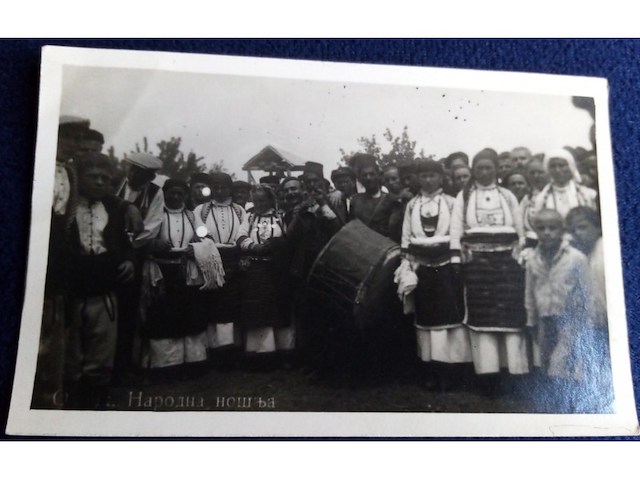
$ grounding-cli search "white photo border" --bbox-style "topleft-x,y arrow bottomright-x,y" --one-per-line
6,45 -> 638,437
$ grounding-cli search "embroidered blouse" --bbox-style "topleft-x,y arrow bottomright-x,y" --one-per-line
75,196 -> 109,255
237,209 -> 286,251
450,182 -> 524,254
194,198 -> 247,245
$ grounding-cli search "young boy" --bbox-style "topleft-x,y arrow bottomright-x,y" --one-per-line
566,206 -> 613,411
65,153 -> 135,408
525,208 -> 593,412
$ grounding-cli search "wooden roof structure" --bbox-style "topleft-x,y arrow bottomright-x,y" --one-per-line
242,145 -> 308,183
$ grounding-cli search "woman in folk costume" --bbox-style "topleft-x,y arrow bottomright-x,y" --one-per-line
145,179 -> 223,377
193,172 -> 247,367
533,148 -> 598,219
450,148 -> 529,393
236,185 -> 294,369
395,159 -> 472,391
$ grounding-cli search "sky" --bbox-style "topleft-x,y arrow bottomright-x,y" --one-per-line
60,65 -> 594,181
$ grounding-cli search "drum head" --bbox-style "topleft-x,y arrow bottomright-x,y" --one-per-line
308,219 -> 402,329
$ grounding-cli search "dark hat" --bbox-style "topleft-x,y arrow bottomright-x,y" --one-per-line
303,161 -> 324,178
59,115 -> 90,137
232,180 -> 251,190
415,158 -> 444,175
84,129 -> 104,143
125,153 -> 162,171
330,166 -> 356,182
209,171 -> 233,188
163,178 -> 190,194
190,172 -> 213,186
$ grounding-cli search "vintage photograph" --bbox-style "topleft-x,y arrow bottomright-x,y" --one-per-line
6,46 -> 638,437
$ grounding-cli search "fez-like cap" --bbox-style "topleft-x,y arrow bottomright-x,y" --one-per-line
330,166 -> 356,182
124,153 -> 163,171
163,178 -> 190,194
303,161 -> 324,178
233,180 -> 251,190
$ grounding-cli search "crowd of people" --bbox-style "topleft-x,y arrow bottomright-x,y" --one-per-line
32,115 -> 612,413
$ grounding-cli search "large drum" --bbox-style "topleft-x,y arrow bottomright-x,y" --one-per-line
307,219 -> 402,330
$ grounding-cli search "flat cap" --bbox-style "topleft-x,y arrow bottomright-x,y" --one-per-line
124,153 -> 162,171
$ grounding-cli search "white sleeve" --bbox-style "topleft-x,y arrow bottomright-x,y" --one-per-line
400,198 -> 413,250
449,191 -> 464,258
133,189 -> 165,247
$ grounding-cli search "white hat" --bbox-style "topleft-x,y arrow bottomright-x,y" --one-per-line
124,153 -> 162,171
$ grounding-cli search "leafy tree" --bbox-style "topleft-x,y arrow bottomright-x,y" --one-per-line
340,126 -> 431,170
208,159 -> 236,180
109,136 -> 209,183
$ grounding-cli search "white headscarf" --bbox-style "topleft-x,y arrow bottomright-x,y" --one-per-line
544,148 -> 582,184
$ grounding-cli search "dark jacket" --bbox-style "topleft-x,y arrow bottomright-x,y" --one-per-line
65,198 -> 134,297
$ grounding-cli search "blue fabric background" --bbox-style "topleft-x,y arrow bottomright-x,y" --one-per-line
0,39 -> 638,439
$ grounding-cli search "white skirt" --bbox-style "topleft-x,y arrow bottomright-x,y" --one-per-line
416,325 -> 473,363
207,322 -> 241,349
468,330 -> 529,375
149,331 -> 208,369
245,325 -> 296,354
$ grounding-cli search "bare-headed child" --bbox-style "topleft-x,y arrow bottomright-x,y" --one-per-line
525,208 -> 593,412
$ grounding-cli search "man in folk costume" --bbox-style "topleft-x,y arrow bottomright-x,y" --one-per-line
450,148 -> 529,396
33,116 -> 143,409
395,159 -> 473,391
64,153 -> 136,408
114,152 -> 164,373
116,153 -> 165,247
193,172 -> 247,368
146,179 -> 222,378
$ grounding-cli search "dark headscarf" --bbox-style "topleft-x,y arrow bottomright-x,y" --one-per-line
209,171 -> 233,189
163,178 -> 190,194
190,172 -> 213,187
